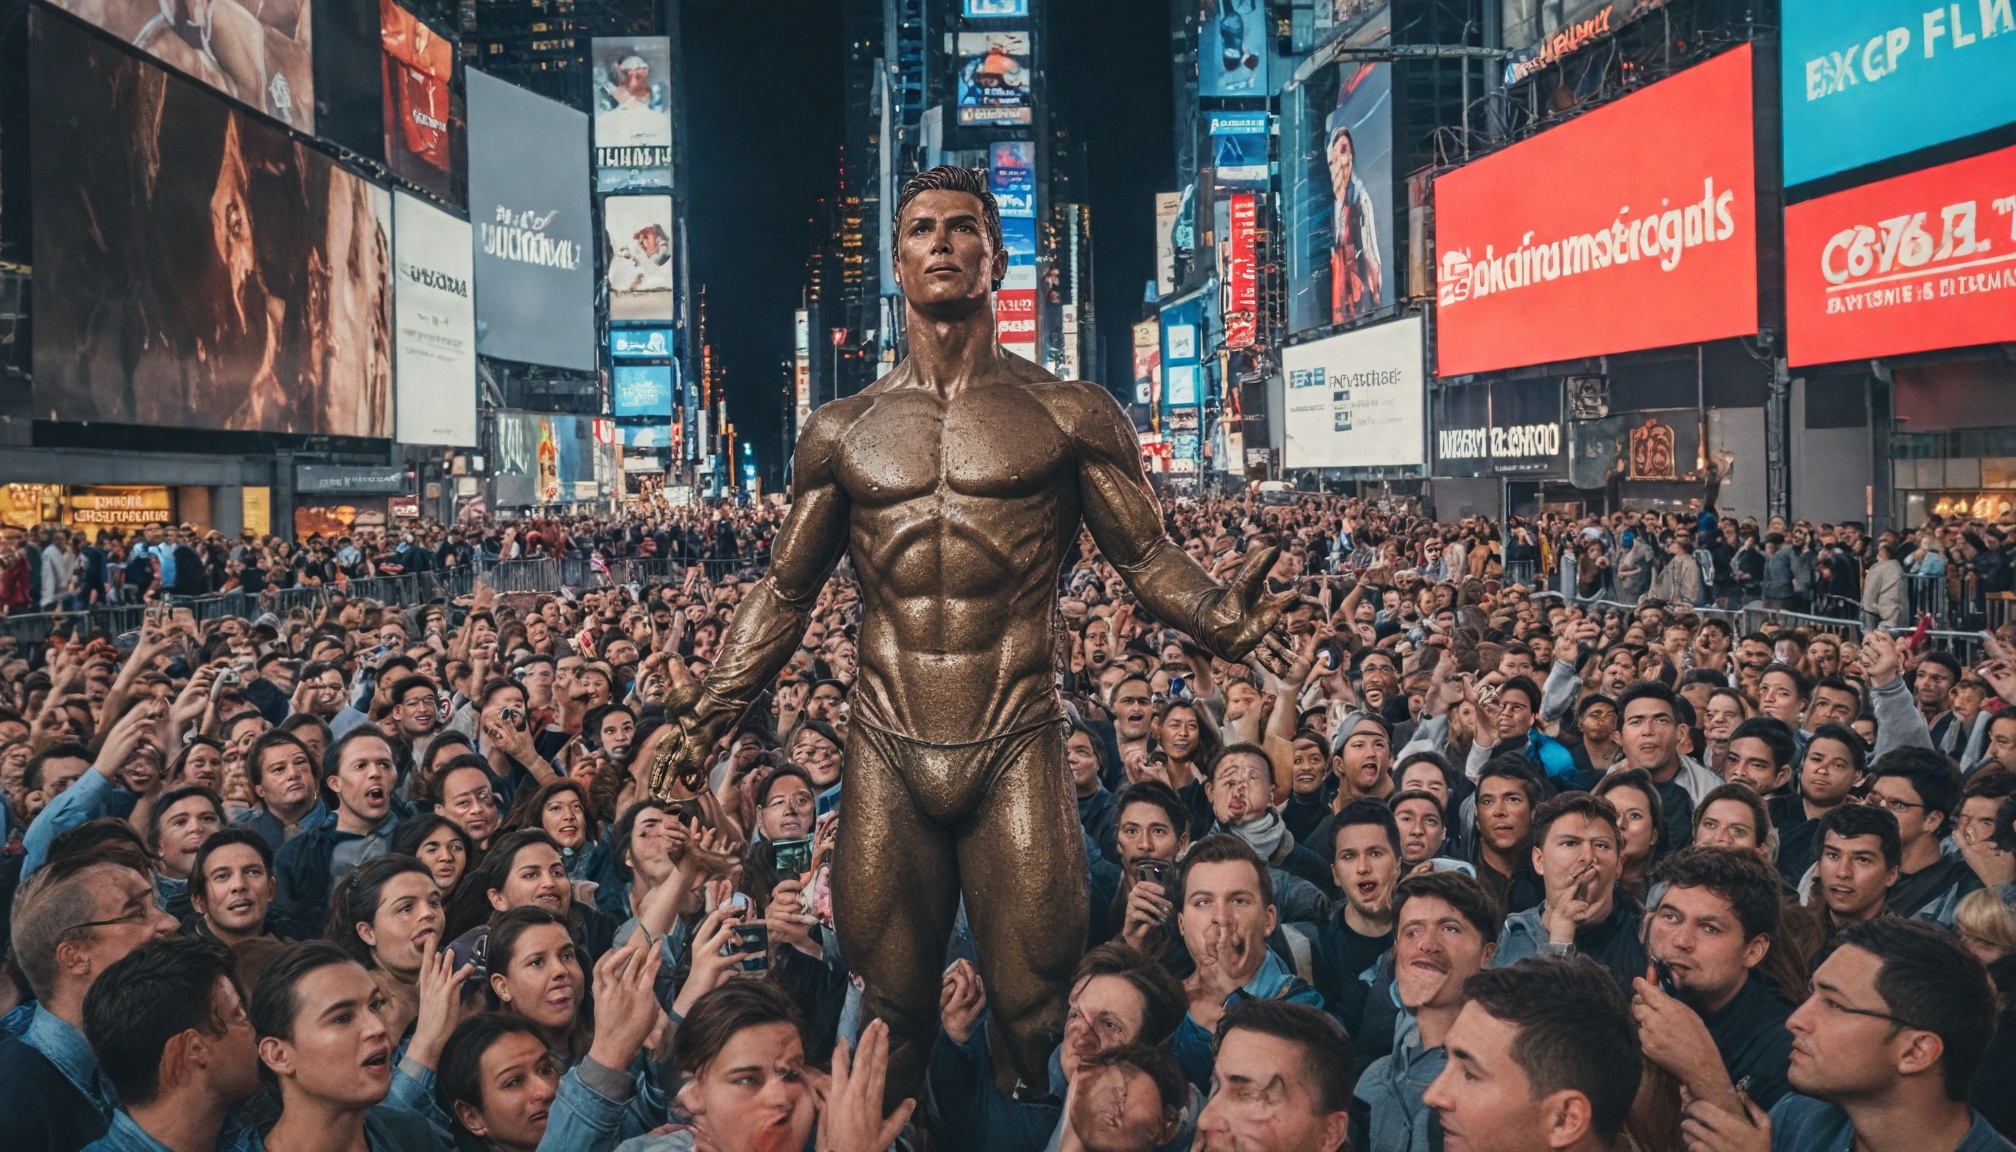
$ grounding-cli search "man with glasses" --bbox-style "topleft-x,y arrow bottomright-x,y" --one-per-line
0,844 -> 179,1152
1867,748 -> 1980,927
1682,919 -> 2009,1152
383,674 -> 444,776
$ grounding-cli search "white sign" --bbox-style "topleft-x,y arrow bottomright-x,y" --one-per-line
1281,315 -> 1426,470
393,192 -> 478,446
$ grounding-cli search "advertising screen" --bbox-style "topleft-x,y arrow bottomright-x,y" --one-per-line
1282,315 -> 1425,469
1209,112 -> 1271,189
1786,143 -> 2016,366
1155,192 -> 1180,296
1287,61 -> 1392,335
494,411 -> 610,505
1501,1 -> 1670,85
990,141 -> 1037,218
393,193 -> 477,446
605,195 -> 676,322
32,12 -> 391,437
593,37 -> 674,191
621,424 -> 670,449
614,364 -> 675,417
957,32 -> 1032,125
1224,193 -> 1258,348
1432,384 -> 1492,477
1433,45 -> 1758,376
49,0 -> 314,130
1783,0 -> 2016,186
382,0 -> 455,200
612,328 -> 674,359
964,0 -> 1027,14
1199,0 -> 1267,96
468,68 -> 596,371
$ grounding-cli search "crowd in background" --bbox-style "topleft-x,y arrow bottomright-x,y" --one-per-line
0,489 -> 2012,1152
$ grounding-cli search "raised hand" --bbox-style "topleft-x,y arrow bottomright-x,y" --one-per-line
1197,545 -> 1293,662
818,1019 -> 916,1152
587,942 -> 667,1073
937,959 -> 987,1046
406,941 -> 475,1070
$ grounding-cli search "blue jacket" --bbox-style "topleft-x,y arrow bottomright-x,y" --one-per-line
1169,949 -> 1325,1091
22,772 -> 139,879
0,1005 -> 115,1152
1352,1026 -> 1447,1152
232,798 -> 328,857
223,1105 -> 449,1152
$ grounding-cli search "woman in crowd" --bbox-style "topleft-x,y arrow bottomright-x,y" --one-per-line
393,814 -> 477,894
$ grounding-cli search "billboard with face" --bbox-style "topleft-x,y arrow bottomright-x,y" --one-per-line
381,0 -> 455,200
392,192 -> 476,445
32,12 -> 391,436
605,195 -> 676,323
957,31 -> 1032,125
1287,61 -> 1393,334
49,0 -> 315,130
593,37 -> 674,191
1199,0 -> 1267,96
468,68 -> 596,371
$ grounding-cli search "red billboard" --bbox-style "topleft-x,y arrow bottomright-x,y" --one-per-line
383,0 -> 454,199
1225,193 -> 1258,349
998,289 -> 1037,357
1433,45 -> 1758,376
1786,144 -> 2016,367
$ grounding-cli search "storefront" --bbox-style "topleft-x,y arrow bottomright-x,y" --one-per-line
1891,358 -> 2016,527
0,483 -> 277,535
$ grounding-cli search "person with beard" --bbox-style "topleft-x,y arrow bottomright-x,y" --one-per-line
1352,870 -> 1500,1152
1306,800 -> 1400,1063
1632,846 -> 1796,1113
1471,757 -> 1544,916
1492,793 -> 1646,991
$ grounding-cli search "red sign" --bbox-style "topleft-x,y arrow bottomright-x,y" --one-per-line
1786,144 -> 2016,367
829,327 -> 847,347
381,0 -> 453,197
1433,45 -> 1758,377
997,289 -> 1037,349
1225,193 -> 1258,349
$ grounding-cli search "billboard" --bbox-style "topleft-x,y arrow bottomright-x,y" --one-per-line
392,193 -> 477,445
1501,1 -> 1671,85
1209,112 -> 1271,189
964,0 -> 1027,13
605,195 -> 676,322
1786,143 -> 2016,366
593,37 -> 674,191
382,0 -> 454,199
1433,45 -> 1758,376
468,68 -> 596,371
999,290 -> 1038,359
989,141 -> 1037,218
1224,193 -> 1258,348
613,364 -> 675,418
31,13 -> 391,437
1132,320 -> 1160,406
1154,192 -> 1180,297
48,0 -> 314,130
1199,0 -> 1267,96
1287,61 -> 1393,334
1783,0 -> 2016,186
1432,384 -> 1492,477
612,328 -> 674,359
1282,316 -> 1425,469
957,31 -> 1032,125
494,412 -> 612,505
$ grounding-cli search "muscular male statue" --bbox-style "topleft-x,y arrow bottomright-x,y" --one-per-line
654,166 -> 1292,1101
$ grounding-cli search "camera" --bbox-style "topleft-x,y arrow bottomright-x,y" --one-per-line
731,922 -> 769,972
217,668 -> 242,687
769,836 -> 813,876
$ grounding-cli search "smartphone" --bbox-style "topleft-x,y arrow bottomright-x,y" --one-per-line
769,836 -> 813,876
732,922 -> 770,971
1133,859 -> 1176,891
1168,675 -> 1188,699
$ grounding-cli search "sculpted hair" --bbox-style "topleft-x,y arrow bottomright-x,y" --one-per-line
1462,958 -> 1643,1142
895,165 -> 1004,255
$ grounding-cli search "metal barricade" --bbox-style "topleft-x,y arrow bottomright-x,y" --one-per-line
1904,573 -> 1951,628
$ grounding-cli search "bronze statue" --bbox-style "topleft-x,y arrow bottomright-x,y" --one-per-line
652,165 -> 1294,1102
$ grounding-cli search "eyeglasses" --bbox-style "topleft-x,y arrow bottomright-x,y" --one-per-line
1814,994 -> 1916,1030
1865,795 -> 1926,815
61,901 -> 154,937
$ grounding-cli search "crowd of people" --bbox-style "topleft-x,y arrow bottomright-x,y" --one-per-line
0,490 -> 2012,1152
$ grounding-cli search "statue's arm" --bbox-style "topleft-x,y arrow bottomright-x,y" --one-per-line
1065,384 -> 1254,661
689,407 -> 852,735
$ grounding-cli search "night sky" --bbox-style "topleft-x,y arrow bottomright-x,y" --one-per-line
681,0 -> 1174,484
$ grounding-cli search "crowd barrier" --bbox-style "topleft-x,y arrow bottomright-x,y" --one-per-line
1571,597 -> 1987,664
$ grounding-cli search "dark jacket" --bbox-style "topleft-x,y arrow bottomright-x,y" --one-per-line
273,811 -> 398,934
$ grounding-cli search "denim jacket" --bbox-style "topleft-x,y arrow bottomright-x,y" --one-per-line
1169,950 -> 1325,1091
80,1110 -> 172,1152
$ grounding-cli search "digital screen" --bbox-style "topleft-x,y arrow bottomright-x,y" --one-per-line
468,68 -> 596,371
1433,45 -> 1758,376
493,411 -> 609,505
31,12 -> 391,436
393,192 -> 477,445
49,0 -> 314,130
1786,143 -> 2016,366
989,141 -> 1037,218
957,31 -> 1032,125
1209,111 -> 1270,189
593,37 -> 674,191
613,364 -> 674,417
1198,0 -> 1266,97
964,0 -> 1027,14
605,195 -> 675,323
1286,61 -> 1393,334
1281,316 -> 1424,469
382,0 -> 455,200
1500,1 -> 1670,84
611,328 -> 674,359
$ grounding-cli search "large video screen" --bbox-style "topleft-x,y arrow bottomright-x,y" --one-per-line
1198,0 -> 1267,97
1500,1 -> 1669,84
593,37 -> 674,191
1286,61 -> 1393,335
1786,144 -> 2016,366
1782,0 -> 2016,186
48,0 -> 315,131
32,12 -> 391,437
1433,45 -> 1757,376
605,195 -> 676,323
468,68 -> 596,371
494,411 -> 610,505
393,192 -> 476,445
1282,316 -> 1424,470
957,31 -> 1032,125
613,364 -> 674,417
382,0 -> 455,200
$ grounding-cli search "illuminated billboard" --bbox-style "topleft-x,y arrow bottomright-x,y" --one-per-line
32,12 -> 391,436
1287,61 -> 1393,334
382,0 -> 454,199
468,68 -> 596,371
1433,45 -> 1758,376
494,412 -> 613,505
1782,0 -> 2016,185
1199,0 -> 1266,97
593,37 -> 674,191
605,195 -> 675,323
1501,1 -> 1671,85
1282,316 -> 1425,469
613,364 -> 675,417
48,0 -> 314,130
957,31 -> 1032,125
393,193 -> 477,445
1786,143 -> 2016,366
964,0 -> 1027,14
990,141 -> 1037,218
1224,193 -> 1258,349
1209,112 -> 1270,189
612,328 -> 673,359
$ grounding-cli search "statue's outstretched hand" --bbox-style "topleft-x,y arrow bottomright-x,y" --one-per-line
647,684 -> 721,802
1198,546 -> 1297,665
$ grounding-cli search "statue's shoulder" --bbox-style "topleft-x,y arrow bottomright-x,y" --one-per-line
1021,376 -> 1128,437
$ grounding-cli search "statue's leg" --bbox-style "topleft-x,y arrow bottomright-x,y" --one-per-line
956,723 -> 1089,1098
832,721 -> 962,1107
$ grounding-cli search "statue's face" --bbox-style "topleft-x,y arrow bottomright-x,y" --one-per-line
892,189 -> 1005,315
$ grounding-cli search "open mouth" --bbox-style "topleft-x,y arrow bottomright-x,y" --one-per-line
1354,880 -> 1381,900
